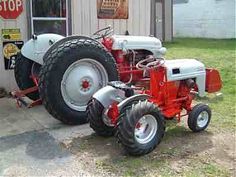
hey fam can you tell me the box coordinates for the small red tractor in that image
[87,43,222,155]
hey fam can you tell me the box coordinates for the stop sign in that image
[0,0,23,19]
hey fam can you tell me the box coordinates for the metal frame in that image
[11,74,42,108]
[29,0,70,36]
[11,86,42,108]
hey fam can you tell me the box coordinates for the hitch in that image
[10,86,42,108]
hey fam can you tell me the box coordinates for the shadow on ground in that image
[0,131,70,160]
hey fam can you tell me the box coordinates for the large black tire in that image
[117,101,165,156]
[188,104,211,132]
[39,38,119,125]
[14,53,40,101]
[87,99,114,137]
[43,36,100,63]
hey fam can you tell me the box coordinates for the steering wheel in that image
[136,56,165,70]
[92,26,113,40]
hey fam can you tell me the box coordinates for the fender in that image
[117,94,150,111]
[21,33,64,65]
[93,85,150,111]
[93,85,126,109]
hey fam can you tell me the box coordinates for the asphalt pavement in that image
[0,98,93,176]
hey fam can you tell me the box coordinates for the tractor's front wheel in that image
[117,101,165,156]
[188,104,211,132]
[87,99,115,137]
[39,38,119,125]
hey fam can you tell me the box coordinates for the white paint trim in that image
[66,0,69,36]
[30,0,33,35]
[31,17,67,20]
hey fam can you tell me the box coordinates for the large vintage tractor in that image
[87,56,222,155]
[14,26,167,124]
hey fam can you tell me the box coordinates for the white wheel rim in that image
[197,111,209,128]
[134,114,158,144]
[61,58,108,111]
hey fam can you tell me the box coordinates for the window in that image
[30,0,69,36]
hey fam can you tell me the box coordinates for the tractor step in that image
[10,86,42,108]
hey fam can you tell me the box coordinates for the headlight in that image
[158,47,167,55]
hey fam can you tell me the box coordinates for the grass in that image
[95,153,230,177]
[164,38,236,131]
[180,160,230,177]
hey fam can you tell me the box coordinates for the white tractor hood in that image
[111,35,166,57]
[164,59,206,97]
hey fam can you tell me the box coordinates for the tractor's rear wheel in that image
[117,101,165,156]
[39,38,119,125]
[14,53,40,101]
[87,99,115,137]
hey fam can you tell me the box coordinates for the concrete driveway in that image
[0,97,93,176]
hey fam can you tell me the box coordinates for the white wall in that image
[0,1,28,91]
[72,0,151,36]
[173,0,236,38]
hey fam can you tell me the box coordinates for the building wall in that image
[72,0,151,36]
[173,0,236,38]
[0,2,28,91]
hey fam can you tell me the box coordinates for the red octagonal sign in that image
[0,0,23,19]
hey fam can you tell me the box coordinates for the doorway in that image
[155,0,163,40]
[151,0,164,40]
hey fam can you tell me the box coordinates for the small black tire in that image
[87,99,114,137]
[117,101,165,156]
[188,104,211,132]
[14,53,40,101]
[39,37,119,125]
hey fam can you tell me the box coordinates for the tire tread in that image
[116,101,165,156]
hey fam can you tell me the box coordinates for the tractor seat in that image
[108,81,134,97]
